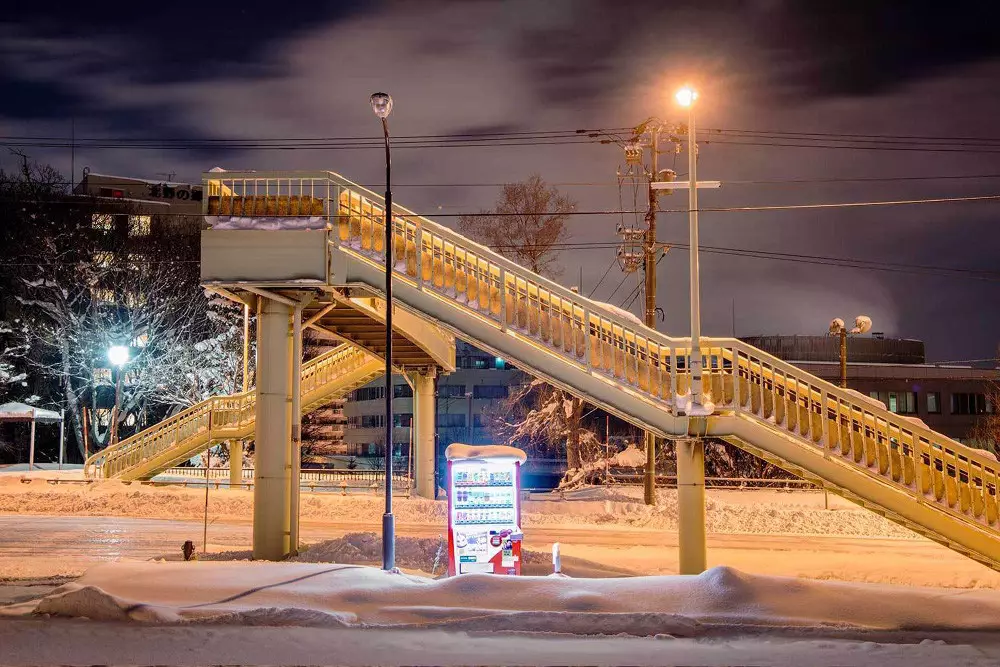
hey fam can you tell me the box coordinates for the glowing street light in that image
[675,86,698,108]
[107,345,130,367]
[370,91,396,572]
[107,345,130,447]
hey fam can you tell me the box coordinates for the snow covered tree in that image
[0,321,29,402]
[458,174,575,278]
[484,379,604,487]
[2,158,212,459]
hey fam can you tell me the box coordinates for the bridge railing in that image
[203,170,1000,537]
[85,344,370,479]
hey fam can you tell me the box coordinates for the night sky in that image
[3,0,999,361]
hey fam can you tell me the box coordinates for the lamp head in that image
[675,86,698,108]
[370,92,393,119]
[108,345,130,367]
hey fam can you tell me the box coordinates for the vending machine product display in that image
[445,443,527,576]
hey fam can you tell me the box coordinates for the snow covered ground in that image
[3,478,1000,588]
[5,561,1000,666]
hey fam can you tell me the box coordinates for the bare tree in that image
[458,174,574,278]
[970,375,1000,456]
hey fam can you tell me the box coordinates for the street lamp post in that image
[371,91,396,571]
[828,316,873,388]
[107,345,130,447]
[675,86,703,406]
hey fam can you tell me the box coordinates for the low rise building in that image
[740,335,997,442]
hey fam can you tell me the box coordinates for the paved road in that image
[3,513,997,587]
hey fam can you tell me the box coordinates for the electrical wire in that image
[587,257,618,298]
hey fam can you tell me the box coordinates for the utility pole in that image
[642,131,660,507]
[610,120,679,506]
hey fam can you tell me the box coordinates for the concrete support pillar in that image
[228,441,243,489]
[677,438,707,574]
[411,370,436,499]
[289,305,303,555]
[253,298,292,561]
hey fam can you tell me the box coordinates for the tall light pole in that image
[107,345,130,447]
[675,85,703,406]
[829,316,873,388]
[371,91,396,571]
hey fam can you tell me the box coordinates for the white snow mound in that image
[9,561,1000,634]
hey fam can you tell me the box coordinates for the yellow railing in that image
[201,170,1000,540]
[85,344,375,479]
[329,179,1000,536]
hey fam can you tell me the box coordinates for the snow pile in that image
[207,216,326,230]
[11,560,1000,634]
[445,443,527,462]
[613,444,646,468]
[201,532,627,578]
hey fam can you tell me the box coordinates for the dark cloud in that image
[761,0,1000,98]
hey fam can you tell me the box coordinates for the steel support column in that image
[229,441,243,489]
[677,438,707,574]
[411,370,436,499]
[253,297,293,561]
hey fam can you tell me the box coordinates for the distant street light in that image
[107,345,130,447]
[370,91,396,572]
[828,316,873,388]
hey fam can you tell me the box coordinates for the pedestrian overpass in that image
[86,169,1000,575]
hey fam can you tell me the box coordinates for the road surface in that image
[2,514,998,587]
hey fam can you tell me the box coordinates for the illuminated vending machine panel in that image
[446,444,526,576]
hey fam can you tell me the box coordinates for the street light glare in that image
[370,92,393,119]
[675,86,698,108]
[108,345,130,367]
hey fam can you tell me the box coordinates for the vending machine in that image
[445,443,526,576]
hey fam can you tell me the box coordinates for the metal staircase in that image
[200,170,1000,571]
[84,343,382,481]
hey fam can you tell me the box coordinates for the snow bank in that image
[207,216,325,230]
[11,560,1000,634]
[445,443,527,463]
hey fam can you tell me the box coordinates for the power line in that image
[11,191,1000,216]
[587,257,618,298]
[701,138,1000,154]
[704,127,1000,145]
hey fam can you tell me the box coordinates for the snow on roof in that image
[11,561,1000,633]
[84,172,199,188]
[446,443,527,463]
[0,402,62,422]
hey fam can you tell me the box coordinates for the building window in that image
[473,384,508,399]
[439,414,466,428]
[927,392,941,414]
[358,414,386,428]
[951,393,992,415]
[438,384,466,398]
[93,251,114,269]
[91,288,116,304]
[393,383,413,399]
[91,213,115,232]
[352,386,385,402]
[393,413,412,427]
[99,187,124,198]
[868,391,917,414]
[128,215,151,237]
